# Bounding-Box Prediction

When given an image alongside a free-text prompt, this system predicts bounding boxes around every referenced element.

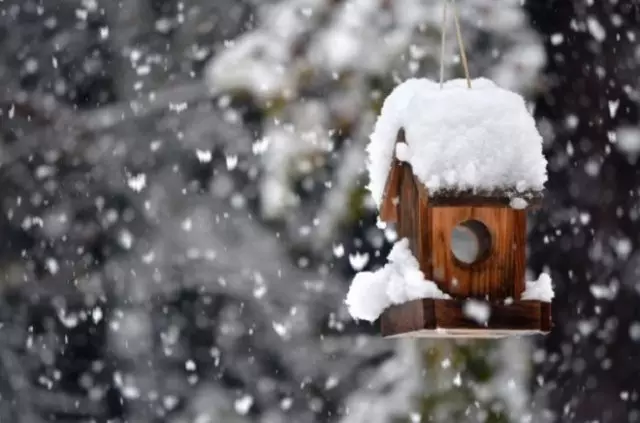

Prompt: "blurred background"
[0,0,638,422]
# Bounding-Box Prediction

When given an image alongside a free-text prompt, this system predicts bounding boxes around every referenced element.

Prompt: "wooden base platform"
[380,298,551,338]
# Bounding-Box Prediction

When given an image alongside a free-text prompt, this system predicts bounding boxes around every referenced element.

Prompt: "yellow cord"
[451,0,472,89]
[439,0,448,89]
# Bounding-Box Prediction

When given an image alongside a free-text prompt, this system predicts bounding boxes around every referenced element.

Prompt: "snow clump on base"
[521,273,554,302]
[345,238,450,322]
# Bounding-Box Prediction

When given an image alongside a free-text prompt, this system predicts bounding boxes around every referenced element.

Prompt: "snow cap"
[367,78,548,209]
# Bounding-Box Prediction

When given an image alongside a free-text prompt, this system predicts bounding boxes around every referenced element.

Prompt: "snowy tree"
[206,0,545,250]
[526,1,640,421]
[7,1,638,423]
[0,1,425,422]
[205,1,548,422]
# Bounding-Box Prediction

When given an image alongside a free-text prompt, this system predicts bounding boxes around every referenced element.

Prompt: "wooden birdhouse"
[345,78,554,338]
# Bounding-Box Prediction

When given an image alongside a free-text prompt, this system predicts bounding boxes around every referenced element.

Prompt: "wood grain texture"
[417,185,433,280]
[428,189,543,209]
[379,129,406,223]
[394,164,408,247]
[430,207,526,300]
[396,164,417,256]
[540,302,552,332]
[380,299,551,338]
[379,299,429,336]
[394,164,441,288]
[379,159,402,222]
[434,300,540,329]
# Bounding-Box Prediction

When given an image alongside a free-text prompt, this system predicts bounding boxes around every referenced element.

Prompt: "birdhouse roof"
[367,78,548,209]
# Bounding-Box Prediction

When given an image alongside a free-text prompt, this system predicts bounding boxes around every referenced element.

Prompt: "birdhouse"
[345,78,554,338]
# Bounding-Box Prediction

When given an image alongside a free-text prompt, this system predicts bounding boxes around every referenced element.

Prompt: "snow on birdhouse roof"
[367,77,548,209]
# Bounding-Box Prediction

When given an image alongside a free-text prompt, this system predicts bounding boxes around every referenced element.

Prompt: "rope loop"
[439,0,472,89]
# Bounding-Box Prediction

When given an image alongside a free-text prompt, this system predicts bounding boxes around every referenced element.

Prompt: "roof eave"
[427,188,544,209]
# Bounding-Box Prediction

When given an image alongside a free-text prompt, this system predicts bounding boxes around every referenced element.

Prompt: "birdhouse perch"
[345,78,554,338]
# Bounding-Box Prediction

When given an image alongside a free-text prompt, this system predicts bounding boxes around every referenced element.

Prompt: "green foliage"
[390,341,522,423]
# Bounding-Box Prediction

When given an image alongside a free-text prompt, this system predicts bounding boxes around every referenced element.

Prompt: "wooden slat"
[395,165,407,243]
[512,211,527,299]
[396,164,414,245]
[540,302,552,332]
[429,207,526,300]
[417,184,433,280]
[379,129,407,223]
[380,299,550,338]
[405,165,419,256]
[379,160,402,222]
[380,299,426,336]
[428,190,543,209]
[433,300,541,330]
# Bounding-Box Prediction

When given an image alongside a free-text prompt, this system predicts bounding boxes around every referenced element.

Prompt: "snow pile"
[367,77,548,208]
[345,238,449,321]
[521,273,554,302]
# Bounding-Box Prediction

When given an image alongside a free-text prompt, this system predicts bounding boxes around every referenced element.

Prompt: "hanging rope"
[439,0,448,89]
[438,0,472,89]
[451,0,471,88]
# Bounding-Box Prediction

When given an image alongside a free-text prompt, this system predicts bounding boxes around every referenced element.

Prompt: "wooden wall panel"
[429,207,526,300]
[394,164,407,241]
[396,165,416,252]
[395,169,435,279]
[381,298,550,337]
[417,185,434,281]
[380,160,402,223]
[380,129,407,223]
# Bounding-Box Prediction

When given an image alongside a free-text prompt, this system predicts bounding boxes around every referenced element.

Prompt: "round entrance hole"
[450,220,492,265]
